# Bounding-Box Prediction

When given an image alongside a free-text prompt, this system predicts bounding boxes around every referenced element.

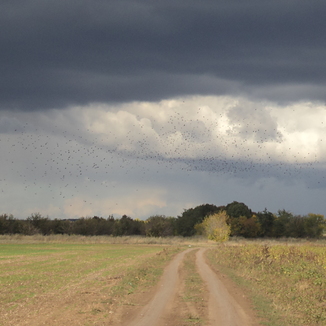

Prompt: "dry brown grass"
[0,234,210,245]
[206,239,326,325]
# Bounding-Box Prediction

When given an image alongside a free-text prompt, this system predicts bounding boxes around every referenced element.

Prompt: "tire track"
[126,247,256,326]
[196,248,253,326]
[125,248,194,326]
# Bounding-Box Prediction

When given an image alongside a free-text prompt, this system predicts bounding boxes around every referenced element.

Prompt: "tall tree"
[145,215,176,237]
[177,204,222,236]
[256,209,275,237]
[225,201,252,219]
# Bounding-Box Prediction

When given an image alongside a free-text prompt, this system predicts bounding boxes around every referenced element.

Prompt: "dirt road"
[124,248,259,326]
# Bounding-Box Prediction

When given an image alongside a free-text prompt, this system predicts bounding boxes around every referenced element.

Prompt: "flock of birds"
[0,106,324,216]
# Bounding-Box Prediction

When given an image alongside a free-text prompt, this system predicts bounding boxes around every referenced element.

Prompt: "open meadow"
[0,235,188,326]
[0,235,325,325]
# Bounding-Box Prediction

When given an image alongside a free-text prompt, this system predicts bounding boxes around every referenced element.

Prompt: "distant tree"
[256,209,275,237]
[112,215,144,236]
[95,216,116,235]
[145,215,176,237]
[0,214,22,234]
[27,213,52,235]
[227,214,261,238]
[20,220,40,235]
[228,217,242,237]
[176,204,222,236]
[270,210,325,238]
[51,215,116,236]
[225,201,252,219]
[51,218,72,235]
[272,210,293,237]
[72,217,98,235]
[287,215,306,238]
[238,215,261,238]
[303,214,325,238]
[91,216,109,235]
[195,211,230,242]
[225,201,253,236]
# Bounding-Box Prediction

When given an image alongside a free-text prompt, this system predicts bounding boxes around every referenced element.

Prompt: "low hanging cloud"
[74,96,325,165]
[1,95,326,219]
[3,95,325,183]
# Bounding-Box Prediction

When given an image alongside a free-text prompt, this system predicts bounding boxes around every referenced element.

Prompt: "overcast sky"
[1,0,326,220]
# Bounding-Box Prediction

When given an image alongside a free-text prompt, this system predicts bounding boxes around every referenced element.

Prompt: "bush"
[195,211,230,242]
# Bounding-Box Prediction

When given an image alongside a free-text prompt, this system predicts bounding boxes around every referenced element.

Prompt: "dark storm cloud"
[1,0,326,110]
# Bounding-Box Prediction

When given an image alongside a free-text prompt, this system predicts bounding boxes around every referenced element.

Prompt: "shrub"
[195,211,230,242]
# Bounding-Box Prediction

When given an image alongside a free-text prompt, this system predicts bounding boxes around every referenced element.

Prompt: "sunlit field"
[207,239,326,326]
[0,236,184,326]
[1,235,325,325]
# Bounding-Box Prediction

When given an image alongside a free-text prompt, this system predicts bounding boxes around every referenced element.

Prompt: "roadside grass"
[181,250,208,326]
[0,238,183,325]
[109,247,181,300]
[206,239,326,326]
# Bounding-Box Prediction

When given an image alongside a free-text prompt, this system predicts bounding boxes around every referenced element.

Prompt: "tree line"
[0,201,325,238]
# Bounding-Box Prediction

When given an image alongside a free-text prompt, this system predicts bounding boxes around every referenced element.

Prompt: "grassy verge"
[110,247,182,300]
[0,240,183,325]
[206,240,326,326]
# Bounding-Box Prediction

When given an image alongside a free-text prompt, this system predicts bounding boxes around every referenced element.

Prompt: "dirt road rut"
[125,248,257,326]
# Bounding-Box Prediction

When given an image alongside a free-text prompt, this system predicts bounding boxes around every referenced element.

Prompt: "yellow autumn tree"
[195,211,231,242]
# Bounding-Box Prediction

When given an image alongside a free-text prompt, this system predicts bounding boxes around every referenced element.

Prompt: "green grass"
[0,237,186,326]
[0,242,181,309]
[109,247,182,299]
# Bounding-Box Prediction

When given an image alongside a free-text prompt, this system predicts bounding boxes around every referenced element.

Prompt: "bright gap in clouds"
[1,95,326,219]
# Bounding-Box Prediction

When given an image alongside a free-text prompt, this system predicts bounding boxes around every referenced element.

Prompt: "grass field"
[206,239,326,326]
[1,235,325,325]
[0,235,184,326]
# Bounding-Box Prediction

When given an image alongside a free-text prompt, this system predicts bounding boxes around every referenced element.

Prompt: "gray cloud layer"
[1,95,326,218]
[2,0,326,110]
[1,1,326,219]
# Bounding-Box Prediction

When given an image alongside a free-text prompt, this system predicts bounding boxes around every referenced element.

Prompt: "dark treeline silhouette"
[0,201,325,238]
[0,213,176,237]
